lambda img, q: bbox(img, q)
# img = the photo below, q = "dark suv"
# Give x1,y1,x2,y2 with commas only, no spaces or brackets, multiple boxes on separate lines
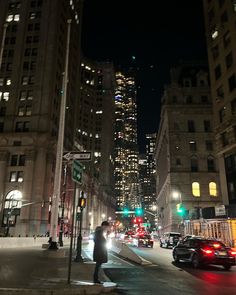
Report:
160,232,181,248
173,237,236,270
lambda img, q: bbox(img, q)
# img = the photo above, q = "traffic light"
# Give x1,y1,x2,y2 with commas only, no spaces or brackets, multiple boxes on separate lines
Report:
176,203,185,216
123,208,129,216
78,191,86,209
135,207,143,216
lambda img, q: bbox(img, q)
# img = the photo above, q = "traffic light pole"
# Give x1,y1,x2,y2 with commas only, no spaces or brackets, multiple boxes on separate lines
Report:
74,207,84,262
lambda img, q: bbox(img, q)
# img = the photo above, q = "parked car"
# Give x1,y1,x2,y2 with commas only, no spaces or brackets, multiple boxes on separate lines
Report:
133,233,154,248
160,232,181,248
172,237,236,270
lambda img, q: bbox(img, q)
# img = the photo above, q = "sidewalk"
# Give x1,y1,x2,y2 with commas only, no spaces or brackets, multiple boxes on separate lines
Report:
0,245,117,295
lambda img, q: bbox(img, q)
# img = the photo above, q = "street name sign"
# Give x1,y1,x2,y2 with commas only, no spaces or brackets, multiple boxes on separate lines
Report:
72,160,83,184
63,151,92,161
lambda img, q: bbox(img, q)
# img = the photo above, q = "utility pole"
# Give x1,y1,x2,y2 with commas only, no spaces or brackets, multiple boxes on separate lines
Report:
59,164,67,247
49,19,71,250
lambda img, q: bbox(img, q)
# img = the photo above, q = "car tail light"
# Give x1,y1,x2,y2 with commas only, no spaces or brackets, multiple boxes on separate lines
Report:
201,248,213,255
213,243,221,249
229,249,236,256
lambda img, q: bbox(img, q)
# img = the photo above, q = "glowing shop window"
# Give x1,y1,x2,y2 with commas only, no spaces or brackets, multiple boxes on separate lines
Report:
209,182,217,196
192,182,200,197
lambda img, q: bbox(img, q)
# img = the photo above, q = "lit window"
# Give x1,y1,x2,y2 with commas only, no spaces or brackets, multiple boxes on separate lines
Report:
20,91,27,101
6,15,14,22
26,106,32,116
18,107,24,116
1,92,10,101
6,78,11,85
14,14,20,22
22,76,29,85
211,29,218,40
192,182,200,197
9,171,17,182
209,182,217,197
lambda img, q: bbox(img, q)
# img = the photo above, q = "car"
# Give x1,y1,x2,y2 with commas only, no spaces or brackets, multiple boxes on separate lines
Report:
122,230,135,244
160,232,181,248
172,237,236,270
133,233,154,248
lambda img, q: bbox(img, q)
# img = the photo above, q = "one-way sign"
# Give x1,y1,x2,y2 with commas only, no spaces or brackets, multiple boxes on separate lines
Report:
63,151,92,161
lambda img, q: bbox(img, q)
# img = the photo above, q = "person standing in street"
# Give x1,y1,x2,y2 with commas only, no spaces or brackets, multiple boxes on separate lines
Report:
93,220,110,284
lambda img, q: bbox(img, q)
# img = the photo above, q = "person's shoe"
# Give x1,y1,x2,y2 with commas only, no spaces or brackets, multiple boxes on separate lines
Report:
94,280,103,284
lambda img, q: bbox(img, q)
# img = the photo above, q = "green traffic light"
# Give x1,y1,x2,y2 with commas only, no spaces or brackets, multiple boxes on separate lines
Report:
123,208,129,215
135,207,143,216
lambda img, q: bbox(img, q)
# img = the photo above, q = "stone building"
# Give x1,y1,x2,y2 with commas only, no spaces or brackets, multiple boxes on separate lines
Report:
203,0,236,206
0,0,84,236
155,62,222,233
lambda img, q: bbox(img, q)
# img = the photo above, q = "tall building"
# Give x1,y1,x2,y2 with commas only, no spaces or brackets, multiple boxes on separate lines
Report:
203,0,236,205
78,58,116,228
0,0,83,236
155,62,222,233
145,133,156,211
114,72,139,210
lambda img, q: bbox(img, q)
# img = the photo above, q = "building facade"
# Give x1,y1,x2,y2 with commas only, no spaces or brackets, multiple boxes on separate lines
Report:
0,0,84,236
155,62,222,233
114,72,139,210
78,58,116,230
203,0,236,206
145,133,156,211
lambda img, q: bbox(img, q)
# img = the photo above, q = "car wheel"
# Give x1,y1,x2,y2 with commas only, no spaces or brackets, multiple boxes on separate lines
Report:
173,251,179,263
192,254,200,269
223,264,231,271
160,242,163,248
166,242,169,249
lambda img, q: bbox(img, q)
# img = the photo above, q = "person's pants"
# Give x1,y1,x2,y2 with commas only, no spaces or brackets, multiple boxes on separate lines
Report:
93,262,102,282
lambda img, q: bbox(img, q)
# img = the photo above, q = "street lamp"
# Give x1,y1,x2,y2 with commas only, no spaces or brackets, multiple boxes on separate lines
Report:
172,191,182,203
49,19,71,250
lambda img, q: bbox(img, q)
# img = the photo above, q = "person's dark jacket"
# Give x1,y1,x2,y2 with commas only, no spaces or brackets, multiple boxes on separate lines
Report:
93,226,108,263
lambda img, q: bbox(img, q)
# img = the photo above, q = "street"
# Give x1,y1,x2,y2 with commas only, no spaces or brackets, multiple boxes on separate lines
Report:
1,241,236,294
91,240,236,295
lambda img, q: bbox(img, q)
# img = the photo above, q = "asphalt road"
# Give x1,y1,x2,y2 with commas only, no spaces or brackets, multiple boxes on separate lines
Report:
101,241,236,295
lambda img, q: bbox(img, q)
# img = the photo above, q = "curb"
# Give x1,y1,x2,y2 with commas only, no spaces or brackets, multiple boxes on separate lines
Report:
0,282,117,295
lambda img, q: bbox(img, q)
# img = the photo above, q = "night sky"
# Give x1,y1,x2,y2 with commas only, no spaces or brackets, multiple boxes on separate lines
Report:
81,0,208,153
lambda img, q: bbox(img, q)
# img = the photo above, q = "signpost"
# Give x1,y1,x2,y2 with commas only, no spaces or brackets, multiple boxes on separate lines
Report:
63,151,92,161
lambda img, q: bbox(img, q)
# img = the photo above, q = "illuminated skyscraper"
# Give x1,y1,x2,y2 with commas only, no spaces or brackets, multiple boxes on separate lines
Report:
114,72,139,210
145,133,156,210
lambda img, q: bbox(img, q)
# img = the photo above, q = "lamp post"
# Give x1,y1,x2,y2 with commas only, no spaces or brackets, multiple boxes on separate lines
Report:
58,164,67,247
172,191,182,203
49,19,71,250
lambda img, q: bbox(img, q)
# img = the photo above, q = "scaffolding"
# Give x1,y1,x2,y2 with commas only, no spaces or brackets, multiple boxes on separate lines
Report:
184,218,236,247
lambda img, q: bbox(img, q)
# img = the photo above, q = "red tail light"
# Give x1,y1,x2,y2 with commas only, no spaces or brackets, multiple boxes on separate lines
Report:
229,250,236,256
201,248,213,255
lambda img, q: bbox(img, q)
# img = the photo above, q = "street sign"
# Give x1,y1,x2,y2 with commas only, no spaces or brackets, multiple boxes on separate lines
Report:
63,151,92,161
215,205,226,216
72,160,83,183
